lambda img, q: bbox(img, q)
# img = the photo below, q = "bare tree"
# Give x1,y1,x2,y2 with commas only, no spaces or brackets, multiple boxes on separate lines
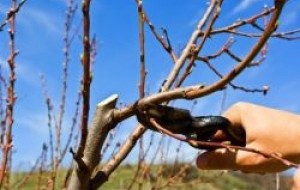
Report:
66,0,300,189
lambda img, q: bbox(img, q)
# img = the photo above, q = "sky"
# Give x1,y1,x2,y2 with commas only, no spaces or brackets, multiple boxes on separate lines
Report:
0,0,300,172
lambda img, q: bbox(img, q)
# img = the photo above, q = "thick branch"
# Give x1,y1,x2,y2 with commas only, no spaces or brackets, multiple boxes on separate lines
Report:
90,125,146,189
67,94,118,190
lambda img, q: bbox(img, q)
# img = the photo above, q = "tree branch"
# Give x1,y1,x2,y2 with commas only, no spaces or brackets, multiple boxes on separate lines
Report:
67,94,118,190
0,0,27,32
139,0,285,105
161,0,218,92
89,124,146,189
0,0,18,186
77,0,92,158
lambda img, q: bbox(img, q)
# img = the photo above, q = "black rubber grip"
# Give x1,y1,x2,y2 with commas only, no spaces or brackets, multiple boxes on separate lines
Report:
189,116,246,147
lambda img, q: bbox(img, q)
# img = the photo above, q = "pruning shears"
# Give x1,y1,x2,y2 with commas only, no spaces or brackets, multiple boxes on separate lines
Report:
136,104,246,149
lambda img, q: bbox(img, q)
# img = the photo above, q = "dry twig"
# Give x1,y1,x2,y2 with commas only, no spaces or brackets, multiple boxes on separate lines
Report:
0,0,18,186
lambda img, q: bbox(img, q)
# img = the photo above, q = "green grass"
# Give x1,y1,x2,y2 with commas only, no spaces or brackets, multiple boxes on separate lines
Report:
9,170,68,190
6,165,292,190
101,164,291,190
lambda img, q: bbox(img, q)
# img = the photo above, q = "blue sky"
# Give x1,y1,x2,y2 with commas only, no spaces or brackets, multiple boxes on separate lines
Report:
0,0,300,170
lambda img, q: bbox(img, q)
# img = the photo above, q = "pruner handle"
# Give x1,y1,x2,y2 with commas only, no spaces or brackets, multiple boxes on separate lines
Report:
136,104,246,149
188,116,246,149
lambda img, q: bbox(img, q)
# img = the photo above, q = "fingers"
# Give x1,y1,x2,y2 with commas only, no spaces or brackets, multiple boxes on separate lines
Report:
196,148,238,170
196,147,288,173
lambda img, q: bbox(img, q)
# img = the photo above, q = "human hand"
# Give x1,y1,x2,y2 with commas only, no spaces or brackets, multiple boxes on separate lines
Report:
197,102,300,173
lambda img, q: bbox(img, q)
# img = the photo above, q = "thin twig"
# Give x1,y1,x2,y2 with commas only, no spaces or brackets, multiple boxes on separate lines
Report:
101,129,117,159
57,0,77,161
207,7,275,36
161,0,218,92
176,0,223,87
40,75,55,173
135,0,178,63
0,0,27,32
48,1,78,188
199,57,269,95
58,91,81,165
77,0,92,158
126,1,147,189
137,0,146,100
221,28,300,41
0,67,6,148
0,0,18,186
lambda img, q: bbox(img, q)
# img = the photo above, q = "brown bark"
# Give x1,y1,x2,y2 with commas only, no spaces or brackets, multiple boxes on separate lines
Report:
67,95,118,190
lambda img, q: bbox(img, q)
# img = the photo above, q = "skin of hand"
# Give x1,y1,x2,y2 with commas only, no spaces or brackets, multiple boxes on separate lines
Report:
196,102,300,173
